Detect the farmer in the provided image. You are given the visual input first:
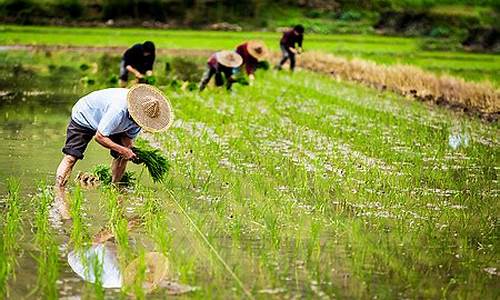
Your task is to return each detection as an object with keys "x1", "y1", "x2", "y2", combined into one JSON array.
[
  {"x1": 54, "y1": 85, "x2": 173, "y2": 219},
  {"x1": 235, "y1": 40, "x2": 268, "y2": 83},
  {"x1": 199, "y1": 50, "x2": 243, "y2": 91},
  {"x1": 119, "y1": 41, "x2": 156, "y2": 87},
  {"x1": 277, "y1": 25, "x2": 304, "y2": 71}
]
